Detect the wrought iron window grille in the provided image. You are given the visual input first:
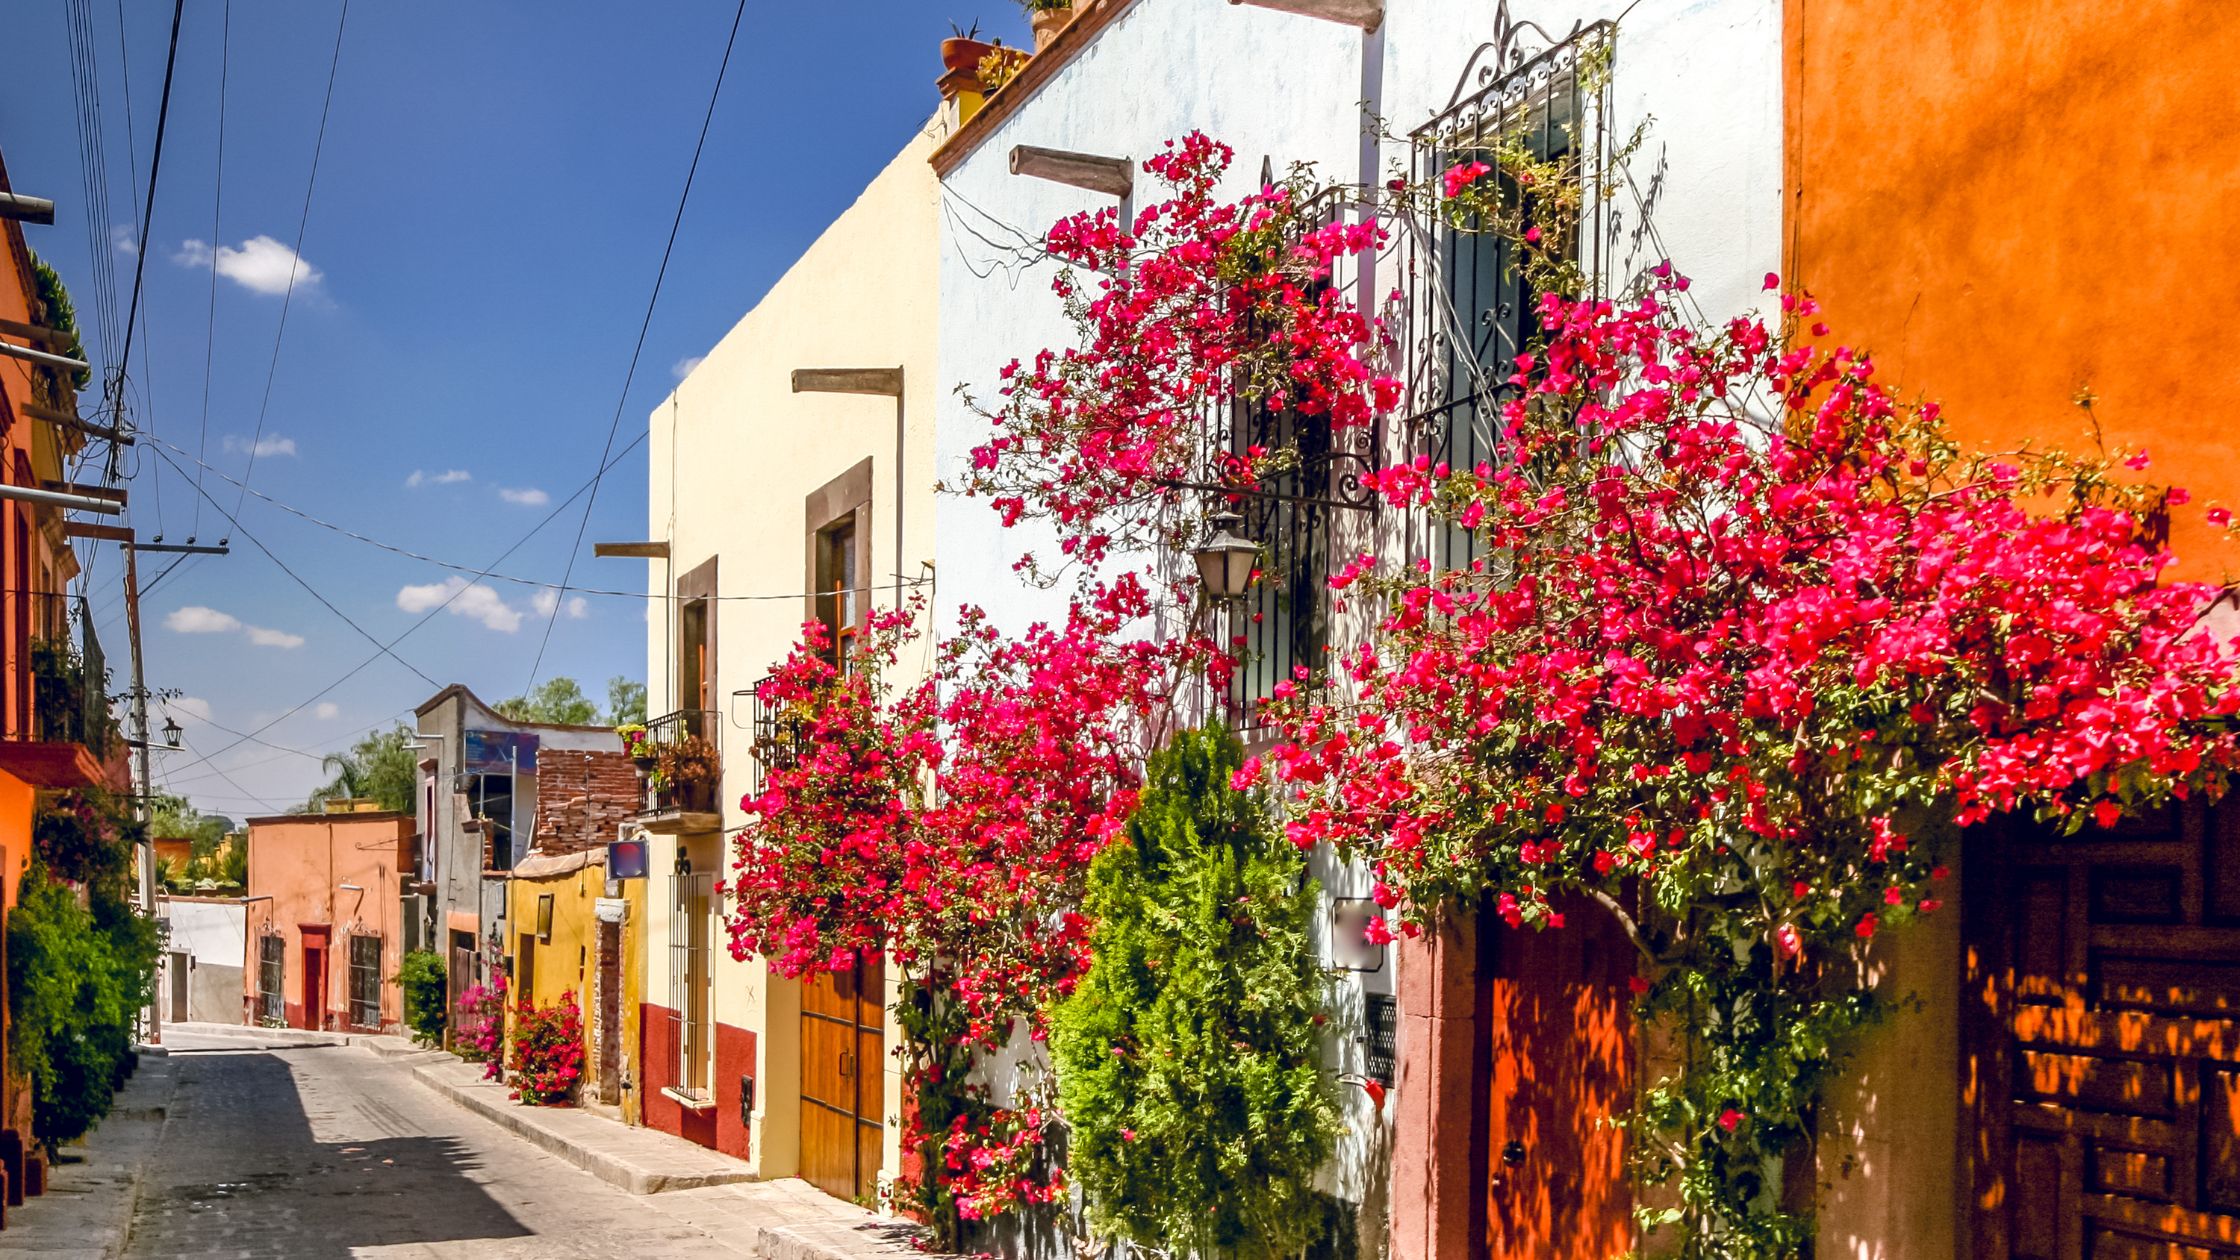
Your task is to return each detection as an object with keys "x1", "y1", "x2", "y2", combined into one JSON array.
[{"x1": 1403, "y1": 10, "x2": 1614, "y2": 576}]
